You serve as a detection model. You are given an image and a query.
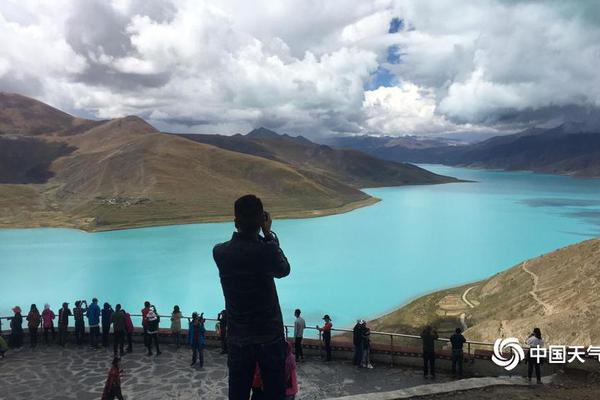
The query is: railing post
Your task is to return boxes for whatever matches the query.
[285,326,288,340]
[390,334,394,366]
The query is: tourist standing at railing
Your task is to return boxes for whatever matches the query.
[284,341,298,400]
[101,303,114,347]
[189,312,206,367]
[217,309,228,354]
[317,315,333,361]
[145,305,161,356]
[450,327,466,378]
[101,357,125,400]
[123,309,134,353]
[420,325,438,379]
[171,305,183,349]
[293,309,305,362]
[41,303,56,344]
[141,301,151,349]
[58,302,72,347]
[361,320,373,369]
[213,194,291,400]
[26,304,41,348]
[87,298,101,349]
[112,304,126,357]
[9,306,23,348]
[352,320,363,366]
[526,327,544,384]
[73,300,88,346]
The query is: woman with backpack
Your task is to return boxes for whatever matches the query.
[145,305,161,356]
[26,304,41,348]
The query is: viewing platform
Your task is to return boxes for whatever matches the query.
[2,314,587,399]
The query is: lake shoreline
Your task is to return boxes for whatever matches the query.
[0,196,382,233]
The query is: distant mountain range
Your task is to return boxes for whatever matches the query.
[0,93,456,231]
[325,125,600,178]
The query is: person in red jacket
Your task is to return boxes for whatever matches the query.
[141,301,151,348]
[317,315,333,361]
[123,309,134,353]
[102,357,124,400]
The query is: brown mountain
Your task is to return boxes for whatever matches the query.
[178,127,455,188]
[0,92,102,136]
[0,94,457,231]
[370,238,600,346]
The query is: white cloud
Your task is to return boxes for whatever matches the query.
[1,0,600,136]
[363,83,455,134]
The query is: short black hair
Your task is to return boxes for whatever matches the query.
[295,309,301,316]
[455,327,462,334]
[144,301,150,307]
[234,194,264,232]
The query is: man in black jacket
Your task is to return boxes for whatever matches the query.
[213,194,291,400]
[450,327,466,378]
[421,325,438,378]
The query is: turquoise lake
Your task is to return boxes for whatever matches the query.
[1,165,600,331]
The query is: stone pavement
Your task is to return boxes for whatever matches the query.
[0,344,452,399]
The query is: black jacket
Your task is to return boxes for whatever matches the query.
[450,333,466,350]
[421,329,438,353]
[213,231,290,346]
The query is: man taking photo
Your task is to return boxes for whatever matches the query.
[213,194,291,400]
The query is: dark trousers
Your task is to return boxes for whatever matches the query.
[29,327,38,347]
[451,349,463,377]
[220,330,228,353]
[528,359,542,382]
[192,344,205,367]
[90,326,100,348]
[353,344,363,365]
[43,326,55,344]
[423,350,436,377]
[114,331,125,355]
[58,325,68,346]
[126,332,133,352]
[147,334,160,354]
[75,321,85,345]
[172,332,181,348]
[227,337,286,400]
[102,325,110,347]
[143,327,149,348]
[294,337,304,360]
[105,388,124,400]
[323,333,332,361]
[10,330,23,348]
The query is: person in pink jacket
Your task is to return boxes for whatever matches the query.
[41,304,56,344]
[285,341,298,400]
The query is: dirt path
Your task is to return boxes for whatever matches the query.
[459,286,476,331]
[462,286,476,309]
[521,261,552,314]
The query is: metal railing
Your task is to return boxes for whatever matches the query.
[2,312,496,362]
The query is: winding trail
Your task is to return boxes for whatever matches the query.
[459,286,477,331]
[521,261,552,314]
[462,286,476,309]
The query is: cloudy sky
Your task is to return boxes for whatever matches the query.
[1,0,600,138]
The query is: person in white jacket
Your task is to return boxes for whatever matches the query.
[293,309,306,362]
[526,327,544,384]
